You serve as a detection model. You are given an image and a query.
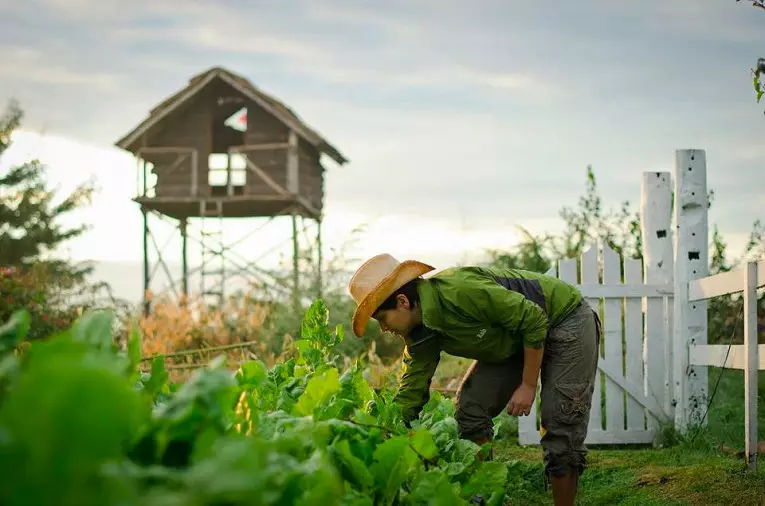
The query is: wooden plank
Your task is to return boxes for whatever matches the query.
[135,195,293,203]
[576,283,673,298]
[688,268,744,301]
[287,130,299,194]
[624,257,645,431]
[191,149,198,197]
[602,244,624,432]
[138,146,197,154]
[689,344,765,370]
[240,156,290,196]
[231,142,290,151]
[744,261,759,472]
[689,260,765,301]
[580,246,603,432]
[598,357,668,423]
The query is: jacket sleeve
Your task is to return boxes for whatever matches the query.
[455,277,550,349]
[393,338,441,425]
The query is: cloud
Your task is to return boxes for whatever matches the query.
[0,45,120,91]
[0,0,762,272]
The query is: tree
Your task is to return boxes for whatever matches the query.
[486,166,642,272]
[0,99,95,281]
[0,99,131,340]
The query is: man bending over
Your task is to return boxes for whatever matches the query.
[348,254,601,506]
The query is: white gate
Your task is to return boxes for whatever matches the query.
[518,149,763,451]
[519,169,678,446]
[518,242,674,445]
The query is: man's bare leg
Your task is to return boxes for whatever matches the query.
[550,472,579,506]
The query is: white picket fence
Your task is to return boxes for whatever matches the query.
[518,150,764,468]
[518,242,673,445]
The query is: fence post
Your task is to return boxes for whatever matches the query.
[744,261,759,472]
[672,149,709,430]
[640,172,674,427]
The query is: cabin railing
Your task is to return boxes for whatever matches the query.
[135,146,199,198]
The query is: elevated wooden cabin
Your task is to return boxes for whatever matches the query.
[115,67,347,220]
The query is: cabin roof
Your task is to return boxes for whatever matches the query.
[114,66,348,165]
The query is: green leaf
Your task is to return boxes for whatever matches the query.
[0,310,30,354]
[236,360,268,386]
[754,75,764,103]
[461,461,509,506]
[406,470,465,505]
[70,309,115,350]
[294,368,341,417]
[0,346,143,506]
[370,436,420,505]
[411,428,439,461]
[126,324,142,367]
[329,439,374,490]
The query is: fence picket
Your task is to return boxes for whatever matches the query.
[624,257,645,431]
[602,244,624,432]
[579,245,603,432]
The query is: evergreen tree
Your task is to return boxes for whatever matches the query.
[0,99,95,281]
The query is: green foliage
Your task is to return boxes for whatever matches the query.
[487,165,764,347]
[254,221,404,363]
[0,300,515,505]
[0,99,96,280]
[487,166,642,273]
[0,265,82,340]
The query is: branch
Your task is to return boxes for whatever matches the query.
[738,0,765,11]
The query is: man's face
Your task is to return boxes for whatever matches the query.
[372,294,416,337]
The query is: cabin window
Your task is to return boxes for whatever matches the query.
[208,153,228,186]
[207,153,247,195]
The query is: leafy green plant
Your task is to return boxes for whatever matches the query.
[0,300,515,506]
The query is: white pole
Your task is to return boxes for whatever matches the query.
[672,149,709,430]
[640,171,674,426]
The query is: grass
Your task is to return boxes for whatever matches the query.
[495,441,765,505]
[489,366,765,505]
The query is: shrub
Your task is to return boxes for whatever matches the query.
[0,264,81,340]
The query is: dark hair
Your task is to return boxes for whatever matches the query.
[375,278,422,313]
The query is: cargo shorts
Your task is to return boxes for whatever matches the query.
[454,300,601,478]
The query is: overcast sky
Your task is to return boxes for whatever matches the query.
[1,0,764,299]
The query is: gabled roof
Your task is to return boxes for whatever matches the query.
[114,66,348,165]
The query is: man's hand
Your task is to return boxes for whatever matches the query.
[507,383,536,416]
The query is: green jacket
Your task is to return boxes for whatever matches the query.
[393,265,583,423]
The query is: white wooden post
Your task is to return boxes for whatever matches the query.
[672,149,709,430]
[744,261,759,472]
[640,172,674,428]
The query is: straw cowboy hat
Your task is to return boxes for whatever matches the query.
[348,253,435,337]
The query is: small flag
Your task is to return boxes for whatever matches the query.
[224,107,247,132]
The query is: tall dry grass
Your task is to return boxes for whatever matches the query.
[132,291,294,382]
[128,290,470,389]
